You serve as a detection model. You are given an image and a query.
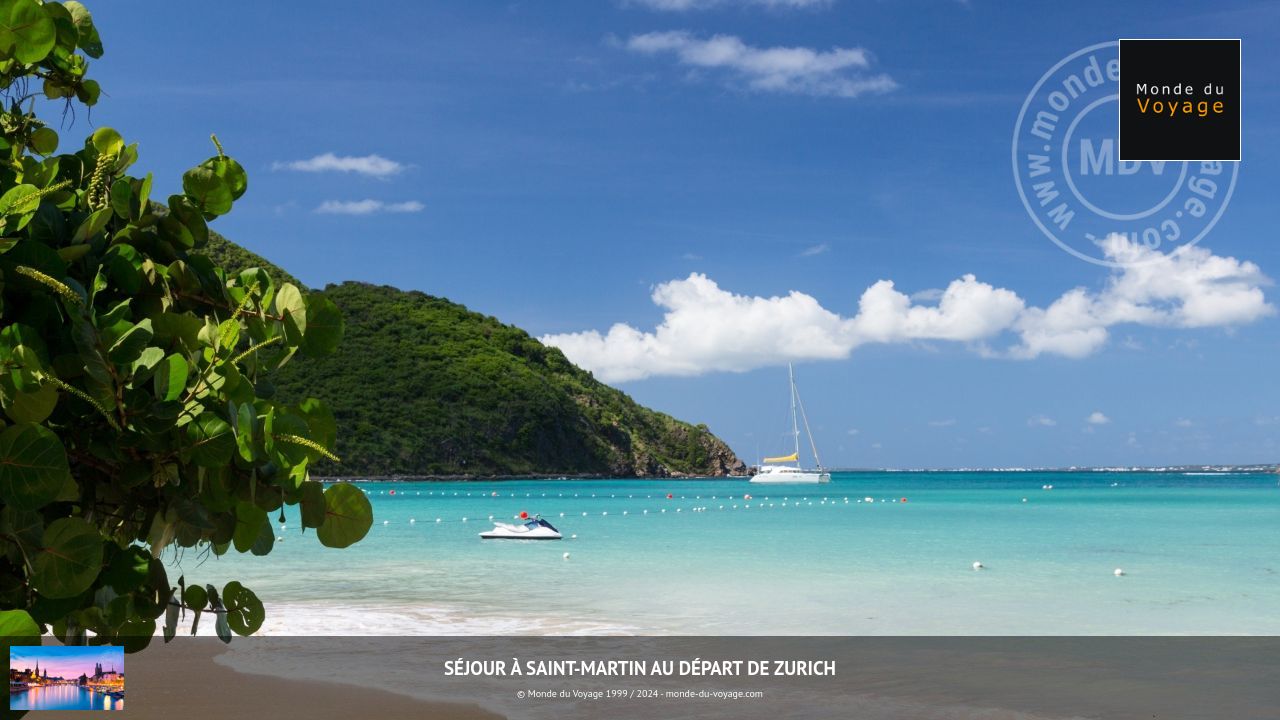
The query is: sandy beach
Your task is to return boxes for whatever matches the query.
[32,638,502,720]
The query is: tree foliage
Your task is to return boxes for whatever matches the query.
[0,0,369,652]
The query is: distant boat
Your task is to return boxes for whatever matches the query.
[750,364,830,484]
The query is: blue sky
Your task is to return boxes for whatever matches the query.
[78,0,1280,468]
[9,646,122,679]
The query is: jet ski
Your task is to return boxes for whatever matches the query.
[479,515,562,540]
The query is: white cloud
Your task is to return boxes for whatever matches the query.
[629,0,831,9]
[273,153,405,178]
[1174,418,1194,428]
[800,243,830,257]
[928,419,956,427]
[624,31,896,98]
[1086,411,1110,425]
[1027,415,1057,427]
[314,200,424,215]
[847,428,860,435]
[542,235,1273,382]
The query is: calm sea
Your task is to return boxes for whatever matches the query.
[171,471,1280,635]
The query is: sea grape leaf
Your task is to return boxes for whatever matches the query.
[222,581,264,636]
[315,483,372,549]
[0,422,70,510]
[0,0,56,64]
[301,293,343,356]
[187,413,233,467]
[0,609,39,642]
[31,517,103,599]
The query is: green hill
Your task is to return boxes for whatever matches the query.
[204,236,745,477]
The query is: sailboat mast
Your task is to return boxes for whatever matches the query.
[795,379,823,470]
[788,363,800,459]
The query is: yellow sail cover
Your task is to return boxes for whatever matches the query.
[763,452,798,463]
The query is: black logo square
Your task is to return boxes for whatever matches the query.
[1119,39,1240,161]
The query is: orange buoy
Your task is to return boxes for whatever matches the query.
[389,490,396,495]
[666,493,673,499]
[519,511,529,519]
[900,497,907,503]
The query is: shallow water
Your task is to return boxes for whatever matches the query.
[169,471,1280,635]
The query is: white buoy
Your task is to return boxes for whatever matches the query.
[382,520,389,525]
[436,518,441,523]
[462,517,467,522]
[571,534,577,539]
[563,552,570,560]
[972,561,984,570]
[1114,568,1125,576]
[409,518,416,524]
[277,536,284,542]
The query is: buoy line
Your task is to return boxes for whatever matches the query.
[351,493,921,529]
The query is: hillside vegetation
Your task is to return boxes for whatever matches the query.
[205,236,744,477]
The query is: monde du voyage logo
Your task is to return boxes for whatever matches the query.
[1012,40,1241,267]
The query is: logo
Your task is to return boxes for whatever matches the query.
[1012,41,1238,267]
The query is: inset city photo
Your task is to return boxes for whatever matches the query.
[9,646,124,712]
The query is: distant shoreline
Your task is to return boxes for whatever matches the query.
[316,473,751,483]
[313,464,1278,482]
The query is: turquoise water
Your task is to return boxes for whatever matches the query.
[9,686,123,711]
[174,472,1280,635]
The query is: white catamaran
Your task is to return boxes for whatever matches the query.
[750,363,830,484]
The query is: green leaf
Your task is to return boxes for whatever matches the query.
[0,0,56,64]
[109,177,132,218]
[0,183,41,230]
[31,517,104,599]
[3,382,57,423]
[188,413,233,467]
[202,155,247,201]
[153,353,188,401]
[90,127,123,157]
[299,480,325,528]
[274,283,306,345]
[102,545,150,593]
[297,398,337,451]
[117,617,154,653]
[315,483,373,549]
[182,583,207,611]
[222,581,264,636]
[232,502,267,553]
[106,318,154,364]
[181,167,232,216]
[0,422,70,510]
[234,402,255,461]
[0,608,39,642]
[28,127,57,155]
[301,293,343,356]
[63,1,101,58]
